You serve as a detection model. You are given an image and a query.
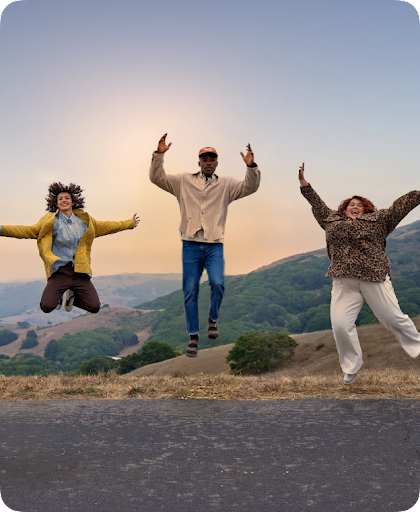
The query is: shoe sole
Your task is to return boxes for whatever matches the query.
[343,373,358,385]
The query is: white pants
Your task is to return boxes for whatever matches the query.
[330,276,420,374]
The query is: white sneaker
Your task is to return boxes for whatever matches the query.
[343,373,358,385]
[65,290,75,312]
[55,297,63,310]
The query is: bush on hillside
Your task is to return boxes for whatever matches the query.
[0,353,60,376]
[137,340,177,366]
[17,321,30,329]
[115,352,144,375]
[112,328,138,346]
[20,330,39,350]
[0,330,19,347]
[79,355,116,375]
[226,330,298,373]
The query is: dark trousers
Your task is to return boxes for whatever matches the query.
[40,262,101,314]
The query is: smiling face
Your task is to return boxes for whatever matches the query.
[345,197,365,219]
[198,153,218,177]
[57,192,74,216]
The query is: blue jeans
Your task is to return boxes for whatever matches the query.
[182,241,225,335]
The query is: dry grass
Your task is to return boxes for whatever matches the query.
[1,369,420,401]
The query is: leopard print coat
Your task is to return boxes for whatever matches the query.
[301,184,420,282]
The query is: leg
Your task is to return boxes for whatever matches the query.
[71,273,101,314]
[182,241,204,335]
[361,276,420,358]
[40,266,73,313]
[203,243,225,324]
[330,278,365,374]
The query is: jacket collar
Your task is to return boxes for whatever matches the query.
[326,211,379,222]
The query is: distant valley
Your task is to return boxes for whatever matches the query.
[0,273,182,325]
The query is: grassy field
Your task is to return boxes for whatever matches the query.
[2,315,420,401]
[1,369,420,400]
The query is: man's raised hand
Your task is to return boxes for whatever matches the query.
[240,144,254,166]
[157,133,172,153]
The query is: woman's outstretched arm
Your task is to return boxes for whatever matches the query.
[383,191,420,234]
[0,216,45,239]
[93,214,139,238]
[299,163,332,230]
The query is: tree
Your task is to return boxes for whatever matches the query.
[226,330,298,373]
[112,329,138,346]
[79,355,115,375]
[20,330,39,350]
[0,330,19,347]
[115,353,144,375]
[138,340,177,366]
[17,321,30,329]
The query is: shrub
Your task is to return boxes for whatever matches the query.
[20,330,39,350]
[79,355,116,375]
[0,330,19,347]
[226,330,298,373]
[138,340,178,366]
[17,321,30,329]
[115,352,143,375]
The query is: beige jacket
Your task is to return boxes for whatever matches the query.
[150,152,260,241]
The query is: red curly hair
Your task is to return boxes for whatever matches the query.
[337,196,376,217]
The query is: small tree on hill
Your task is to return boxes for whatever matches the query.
[226,330,298,373]
[79,355,116,375]
[115,353,143,375]
[17,321,30,329]
[0,330,19,347]
[138,340,177,366]
[20,330,39,350]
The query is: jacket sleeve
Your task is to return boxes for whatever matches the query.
[93,218,135,238]
[228,165,261,203]
[0,217,44,239]
[301,184,332,230]
[149,152,182,198]
[382,190,420,234]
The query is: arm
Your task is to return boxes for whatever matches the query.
[229,144,261,202]
[383,190,420,233]
[0,217,44,239]
[299,164,332,230]
[149,133,181,197]
[93,216,136,238]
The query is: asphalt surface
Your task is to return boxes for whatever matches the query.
[0,399,419,512]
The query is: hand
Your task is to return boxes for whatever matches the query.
[298,163,308,186]
[157,133,172,153]
[240,143,254,166]
[132,213,140,227]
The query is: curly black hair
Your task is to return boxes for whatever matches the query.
[46,182,85,212]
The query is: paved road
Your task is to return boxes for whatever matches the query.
[0,399,419,512]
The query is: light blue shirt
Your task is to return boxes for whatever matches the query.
[52,212,88,273]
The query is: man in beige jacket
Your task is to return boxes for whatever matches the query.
[150,134,260,356]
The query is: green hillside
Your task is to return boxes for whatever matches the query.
[138,220,420,351]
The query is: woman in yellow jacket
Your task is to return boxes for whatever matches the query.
[0,182,139,314]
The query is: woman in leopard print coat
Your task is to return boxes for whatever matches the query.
[299,163,420,385]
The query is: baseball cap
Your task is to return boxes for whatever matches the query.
[198,146,218,157]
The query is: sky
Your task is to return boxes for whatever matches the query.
[0,0,420,281]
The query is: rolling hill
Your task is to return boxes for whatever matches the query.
[0,307,158,359]
[138,219,420,350]
[129,315,420,377]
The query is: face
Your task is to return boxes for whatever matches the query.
[57,192,74,213]
[345,198,365,219]
[198,153,218,177]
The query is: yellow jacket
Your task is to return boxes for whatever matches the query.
[0,210,135,279]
